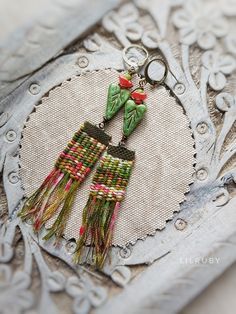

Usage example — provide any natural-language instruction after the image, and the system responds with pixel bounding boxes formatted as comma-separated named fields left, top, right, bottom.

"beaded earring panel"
left=74, top=145, right=135, bottom=268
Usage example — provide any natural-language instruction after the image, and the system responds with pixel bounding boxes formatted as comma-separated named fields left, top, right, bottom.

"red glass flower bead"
left=119, top=74, right=133, bottom=88
left=131, top=89, right=147, bottom=104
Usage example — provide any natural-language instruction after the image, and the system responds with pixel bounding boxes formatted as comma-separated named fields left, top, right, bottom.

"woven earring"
left=74, top=56, right=168, bottom=269
left=19, top=69, right=137, bottom=240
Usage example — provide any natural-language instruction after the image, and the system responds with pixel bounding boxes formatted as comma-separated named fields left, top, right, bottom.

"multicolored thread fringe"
left=19, top=122, right=111, bottom=240
left=74, top=145, right=135, bottom=269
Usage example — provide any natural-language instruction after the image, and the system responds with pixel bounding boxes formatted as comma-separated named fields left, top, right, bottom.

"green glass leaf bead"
left=105, top=83, right=130, bottom=120
left=123, top=99, right=147, bottom=137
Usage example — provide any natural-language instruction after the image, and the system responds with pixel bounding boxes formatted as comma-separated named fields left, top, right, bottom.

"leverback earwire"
left=144, top=58, right=169, bottom=87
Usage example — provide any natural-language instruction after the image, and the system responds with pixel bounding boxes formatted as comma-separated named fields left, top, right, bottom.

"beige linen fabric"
left=20, top=70, right=195, bottom=246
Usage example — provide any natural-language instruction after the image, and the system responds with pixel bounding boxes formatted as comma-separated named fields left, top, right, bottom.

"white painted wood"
left=0, top=0, right=120, bottom=99
left=97, top=198, right=236, bottom=314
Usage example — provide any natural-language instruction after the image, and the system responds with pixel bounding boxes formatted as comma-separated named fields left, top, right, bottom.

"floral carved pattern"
left=172, top=0, right=228, bottom=49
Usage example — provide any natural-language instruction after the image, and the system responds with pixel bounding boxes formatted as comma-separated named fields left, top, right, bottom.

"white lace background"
left=20, top=70, right=194, bottom=245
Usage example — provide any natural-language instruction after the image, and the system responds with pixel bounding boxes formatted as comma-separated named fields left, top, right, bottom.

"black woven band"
left=107, top=145, right=135, bottom=161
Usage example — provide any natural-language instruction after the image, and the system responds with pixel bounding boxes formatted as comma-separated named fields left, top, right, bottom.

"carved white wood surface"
left=0, top=0, right=120, bottom=99
left=0, top=0, right=236, bottom=313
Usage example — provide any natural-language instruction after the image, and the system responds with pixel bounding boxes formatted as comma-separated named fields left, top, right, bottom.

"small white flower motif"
left=102, top=3, right=143, bottom=43
left=66, top=276, right=106, bottom=314
left=173, top=0, right=228, bottom=49
left=135, top=0, right=184, bottom=38
left=202, top=51, right=236, bottom=91
left=0, top=265, right=34, bottom=314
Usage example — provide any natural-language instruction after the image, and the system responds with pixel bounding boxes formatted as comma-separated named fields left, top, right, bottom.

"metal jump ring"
left=144, top=58, right=168, bottom=86
left=123, top=45, right=149, bottom=73
left=139, top=78, right=147, bottom=88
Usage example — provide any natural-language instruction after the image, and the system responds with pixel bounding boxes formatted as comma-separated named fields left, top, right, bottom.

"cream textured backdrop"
left=20, top=70, right=195, bottom=245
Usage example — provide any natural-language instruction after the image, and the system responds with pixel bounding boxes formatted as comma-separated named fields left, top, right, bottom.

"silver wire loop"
left=123, top=45, right=149, bottom=73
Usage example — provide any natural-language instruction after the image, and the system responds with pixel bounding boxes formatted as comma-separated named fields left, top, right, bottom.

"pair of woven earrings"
left=19, top=45, right=168, bottom=268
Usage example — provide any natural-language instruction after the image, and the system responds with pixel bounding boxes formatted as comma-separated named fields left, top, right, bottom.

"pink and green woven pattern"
left=19, top=121, right=110, bottom=240
left=55, top=127, right=105, bottom=181
left=74, top=145, right=135, bottom=268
